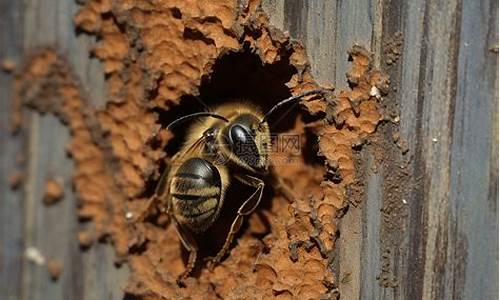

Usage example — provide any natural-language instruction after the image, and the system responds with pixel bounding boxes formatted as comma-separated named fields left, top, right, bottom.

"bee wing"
left=177, top=135, right=207, bottom=158
left=167, top=135, right=210, bottom=173
left=136, top=131, right=210, bottom=222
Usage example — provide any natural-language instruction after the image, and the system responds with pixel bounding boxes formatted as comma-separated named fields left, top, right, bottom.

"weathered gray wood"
left=0, top=2, right=25, bottom=299
left=263, top=0, right=498, bottom=299
left=264, top=1, right=379, bottom=298
left=1, top=0, right=128, bottom=300
left=448, top=1, right=498, bottom=298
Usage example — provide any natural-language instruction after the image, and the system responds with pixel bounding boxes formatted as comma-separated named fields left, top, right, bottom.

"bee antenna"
left=260, top=89, right=326, bottom=125
left=166, top=112, right=229, bottom=130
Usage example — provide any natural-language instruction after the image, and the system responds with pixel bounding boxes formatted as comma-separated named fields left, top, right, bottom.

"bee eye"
left=229, top=124, right=259, bottom=167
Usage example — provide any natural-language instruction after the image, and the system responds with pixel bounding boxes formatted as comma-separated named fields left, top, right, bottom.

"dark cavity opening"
left=170, top=7, right=182, bottom=19
left=146, top=50, right=291, bottom=193
left=156, top=45, right=298, bottom=160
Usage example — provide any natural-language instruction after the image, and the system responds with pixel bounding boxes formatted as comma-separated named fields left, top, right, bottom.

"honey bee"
left=140, top=89, right=325, bottom=284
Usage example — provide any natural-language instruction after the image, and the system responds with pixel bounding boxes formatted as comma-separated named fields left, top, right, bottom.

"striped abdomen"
left=170, top=158, right=222, bottom=231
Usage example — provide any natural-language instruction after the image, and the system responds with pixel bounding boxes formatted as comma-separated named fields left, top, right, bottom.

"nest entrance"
left=148, top=47, right=320, bottom=276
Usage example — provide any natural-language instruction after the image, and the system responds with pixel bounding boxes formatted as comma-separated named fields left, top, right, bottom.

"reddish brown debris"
left=43, top=179, right=64, bottom=205
left=9, top=171, right=24, bottom=190
left=1, top=58, right=16, bottom=73
left=77, top=230, right=94, bottom=249
left=46, top=258, right=63, bottom=281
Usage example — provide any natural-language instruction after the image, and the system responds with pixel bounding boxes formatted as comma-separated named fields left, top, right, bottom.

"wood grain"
left=0, top=1, right=25, bottom=299
left=0, top=1, right=128, bottom=300
left=0, top=0, right=497, bottom=299
left=264, top=0, right=498, bottom=299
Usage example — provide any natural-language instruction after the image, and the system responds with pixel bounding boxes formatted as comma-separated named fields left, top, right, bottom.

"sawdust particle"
left=43, top=179, right=64, bottom=205
left=47, top=258, right=63, bottom=281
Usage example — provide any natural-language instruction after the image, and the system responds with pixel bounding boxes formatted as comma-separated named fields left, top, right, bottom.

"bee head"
left=224, top=114, right=270, bottom=171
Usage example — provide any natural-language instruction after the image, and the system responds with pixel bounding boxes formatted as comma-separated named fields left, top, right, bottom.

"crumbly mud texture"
left=15, top=0, right=388, bottom=298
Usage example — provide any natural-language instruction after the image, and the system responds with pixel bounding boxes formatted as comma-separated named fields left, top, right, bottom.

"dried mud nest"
left=14, top=0, right=389, bottom=299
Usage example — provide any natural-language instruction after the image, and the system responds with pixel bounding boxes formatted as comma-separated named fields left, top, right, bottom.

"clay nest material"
left=14, top=0, right=389, bottom=299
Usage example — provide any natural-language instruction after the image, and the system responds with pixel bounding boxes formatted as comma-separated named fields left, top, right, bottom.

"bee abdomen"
left=171, top=158, right=222, bottom=219
left=171, top=176, right=220, bottom=199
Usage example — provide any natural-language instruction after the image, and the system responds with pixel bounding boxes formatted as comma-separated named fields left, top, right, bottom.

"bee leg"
left=205, top=214, right=244, bottom=271
left=172, top=218, right=198, bottom=286
left=205, top=175, right=264, bottom=270
left=267, top=166, right=298, bottom=203
left=235, top=175, right=265, bottom=215
left=135, top=165, right=171, bottom=222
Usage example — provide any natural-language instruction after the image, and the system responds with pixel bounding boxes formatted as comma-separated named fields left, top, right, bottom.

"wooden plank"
left=265, top=1, right=380, bottom=299
left=21, top=114, right=83, bottom=300
left=0, top=1, right=25, bottom=299
left=448, top=0, right=498, bottom=298
left=22, top=0, right=128, bottom=298
left=386, top=0, right=498, bottom=298
left=264, top=0, right=499, bottom=299
left=0, top=0, right=128, bottom=299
